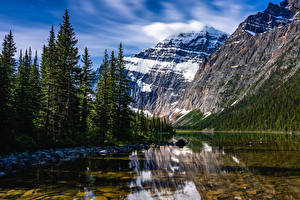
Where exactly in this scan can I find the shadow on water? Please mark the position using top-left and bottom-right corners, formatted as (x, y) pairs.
(0, 132), (300, 199)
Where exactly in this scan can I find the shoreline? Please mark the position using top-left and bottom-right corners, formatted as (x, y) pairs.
(0, 141), (180, 178)
(175, 129), (300, 134)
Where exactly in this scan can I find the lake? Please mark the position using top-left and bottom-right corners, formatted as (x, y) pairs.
(0, 132), (299, 199)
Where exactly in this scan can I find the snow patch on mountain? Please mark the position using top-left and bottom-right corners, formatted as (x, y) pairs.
(125, 57), (200, 82)
(137, 79), (152, 92)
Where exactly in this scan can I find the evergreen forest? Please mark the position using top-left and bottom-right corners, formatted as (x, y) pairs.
(0, 10), (174, 153)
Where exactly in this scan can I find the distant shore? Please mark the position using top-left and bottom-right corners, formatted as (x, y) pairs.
(175, 129), (300, 134)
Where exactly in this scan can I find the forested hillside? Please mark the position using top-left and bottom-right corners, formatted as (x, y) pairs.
(177, 35), (300, 131)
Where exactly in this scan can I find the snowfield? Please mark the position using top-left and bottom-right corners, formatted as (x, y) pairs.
(125, 57), (200, 82)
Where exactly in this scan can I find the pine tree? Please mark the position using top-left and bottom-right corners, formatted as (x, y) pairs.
(116, 43), (132, 139)
(29, 51), (42, 129)
(15, 49), (34, 136)
(56, 9), (80, 136)
(107, 51), (119, 139)
(0, 31), (16, 144)
(135, 107), (147, 137)
(41, 26), (58, 139)
(79, 47), (95, 132)
(94, 50), (110, 143)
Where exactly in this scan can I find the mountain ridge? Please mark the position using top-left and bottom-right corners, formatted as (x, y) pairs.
(173, 0), (300, 125)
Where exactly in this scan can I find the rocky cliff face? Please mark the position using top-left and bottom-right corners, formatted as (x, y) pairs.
(124, 27), (228, 116)
(173, 0), (300, 121)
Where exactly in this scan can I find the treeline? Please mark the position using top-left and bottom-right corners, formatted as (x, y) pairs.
(134, 108), (174, 139)
(0, 10), (174, 153)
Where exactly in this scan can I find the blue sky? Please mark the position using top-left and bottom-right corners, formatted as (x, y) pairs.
(0, 0), (282, 68)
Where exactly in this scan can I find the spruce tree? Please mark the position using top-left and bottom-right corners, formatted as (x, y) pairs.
(0, 30), (16, 145)
(116, 43), (132, 139)
(107, 51), (118, 139)
(15, 49), (34, 136)
(29, 51), (42, 129)
(56, 9), (80, 136)
(94, 50), (109, 143)
(41, 26), (58, 139)
(79, 47), (95, 132)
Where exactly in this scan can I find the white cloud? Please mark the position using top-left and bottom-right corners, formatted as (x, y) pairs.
(142, 20), (206, 41)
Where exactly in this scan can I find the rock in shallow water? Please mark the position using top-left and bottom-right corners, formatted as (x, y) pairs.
(175, 138), (188, 147)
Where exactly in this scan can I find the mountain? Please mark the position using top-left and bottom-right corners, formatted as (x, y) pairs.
(174, 0), (300, 125)
(124, 27), (228, 116)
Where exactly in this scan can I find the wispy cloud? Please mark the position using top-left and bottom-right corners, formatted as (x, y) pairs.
(79, 0), (97, 15)
(191, 0), (255, 33)
(160, 2), (185, 21)
(0, 25), (49, 57)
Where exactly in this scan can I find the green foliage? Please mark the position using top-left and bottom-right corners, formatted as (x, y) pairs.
(29, 51), (42, 128)
(133, 108), (175, 141)
(107, 51), (119, 138)
(0, 30), (16, 144)
(15, 49), (34, 136)
(79, 47), (95, 133)
(55, 9), (81, 136)
(115, 43), (133, 139)
(176, 110), (204, 128)
(94, 50), (110, 143)
(40, 26), (59, 139)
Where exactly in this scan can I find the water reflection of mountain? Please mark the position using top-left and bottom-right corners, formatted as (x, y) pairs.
(128, 144), (222, 200)
(127, 140), (300, 200)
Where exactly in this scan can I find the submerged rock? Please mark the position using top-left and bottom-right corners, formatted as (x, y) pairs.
(175, 138), (188, 147)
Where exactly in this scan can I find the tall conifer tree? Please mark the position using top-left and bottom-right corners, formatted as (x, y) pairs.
(107, 51), (118, 138)
(29, 51), (42, 128)
(79, 47), (95, 132)
(41, 26), (58, 139)
(94, 50), (109, 143)
(116, 43), (132, 139)
(0, 31), (16, 144)
(15, 49), (34, 136)
(56, 9), (80, 136)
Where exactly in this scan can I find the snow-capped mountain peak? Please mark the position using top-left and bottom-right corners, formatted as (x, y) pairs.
(133, 27), (228, 64)
(124, 27), (228, 117)
(162, 26), (228, 45)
